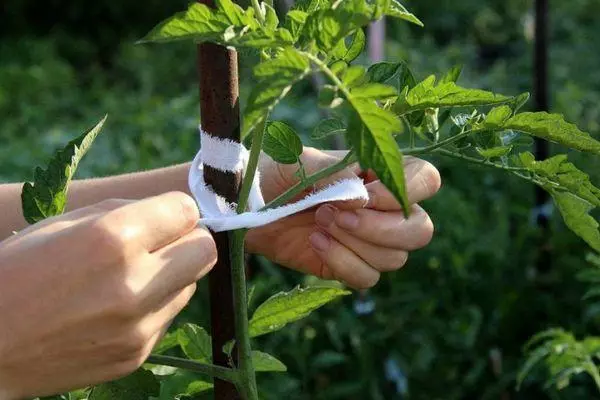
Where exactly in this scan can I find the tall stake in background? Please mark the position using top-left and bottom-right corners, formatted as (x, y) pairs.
(534, 0), (551, 272)
(197, 0), (241, 398)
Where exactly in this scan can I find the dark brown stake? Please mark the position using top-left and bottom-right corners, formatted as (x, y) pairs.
(197, 1), (242, 398)
(534, 0), (551, 273)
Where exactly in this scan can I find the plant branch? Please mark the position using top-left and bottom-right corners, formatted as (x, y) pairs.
(261, 151), (358, 210)
(146, 354), (238, 383)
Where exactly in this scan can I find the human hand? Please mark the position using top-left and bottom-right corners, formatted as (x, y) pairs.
(246, 148), (441, 289)
(0, 192), (216, 399)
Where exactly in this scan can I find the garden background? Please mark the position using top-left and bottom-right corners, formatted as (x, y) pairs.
(2, 0), (600, 398)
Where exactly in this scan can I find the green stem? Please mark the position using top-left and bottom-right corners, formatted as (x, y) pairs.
(428, 148), (529, 172)
(261, 151), (357, 210)
(230, 229), (258, 400)
(237, 119), (267, 214)
(146, 354), (238, 383)
(586, 364), (600, 393)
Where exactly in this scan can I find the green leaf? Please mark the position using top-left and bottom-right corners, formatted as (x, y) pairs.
(476, 146), (512, 159)
(331, 28), (365, 63)
(249, 286), (350, 338)
(252, 351), (287, 372)
(177, 324), (212, 362)
(490, 111), (600, 155)
(552, 191), (600, 253)
(159, 370), (213, 400)
(153, 331), (179, 354)
(242, 48), (311, 138)
(89, 369), (159, 400)
(22, 116), (106, 224)
(385, 0), (424, 27)
(312, 118), (346, 140)
(346, 101), (410, 213)
(351, 83), (397, 99)
(484, 105), (513, 127)
(367, 62), (402, 84)
(341, 65), (368, 87)
(397, 76), (513, 114)
(263, 3), (279, 31)
(440, 65), (462, 84)
(518, 153), (600, 208)
(263, 121), (303, 164)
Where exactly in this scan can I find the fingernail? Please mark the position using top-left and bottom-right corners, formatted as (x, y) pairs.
(315, 205), (336, 228)
(309, 231), (330, 252)
(336, 211), (359, 230)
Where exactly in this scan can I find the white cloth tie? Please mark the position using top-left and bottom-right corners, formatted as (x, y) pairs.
(188, 129), (369, 232)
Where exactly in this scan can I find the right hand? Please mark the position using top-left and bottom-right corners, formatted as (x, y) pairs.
(0, 192), (216, 399)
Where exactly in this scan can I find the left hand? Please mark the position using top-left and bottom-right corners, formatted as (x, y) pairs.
(246, 147), (441, 289)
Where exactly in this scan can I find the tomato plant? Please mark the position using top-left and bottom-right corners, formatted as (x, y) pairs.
(23, 0), (600, 398)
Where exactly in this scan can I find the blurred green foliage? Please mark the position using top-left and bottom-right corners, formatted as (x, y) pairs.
(2, 0), (600, 398)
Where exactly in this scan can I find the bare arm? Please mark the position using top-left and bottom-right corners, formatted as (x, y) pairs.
(0, 163), (190, 240)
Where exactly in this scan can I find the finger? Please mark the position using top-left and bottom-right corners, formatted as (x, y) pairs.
(140, 228), (216, 307)
(5, 199), (134, 247)
(308, 230), (380, 289)
(145, 284), (197, 335)
(366, 159), (441, 211)
(98, 191), (200, 252)
(315, 204), (435, 250)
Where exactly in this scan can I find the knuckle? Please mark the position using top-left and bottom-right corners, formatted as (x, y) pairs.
(110, 289), (143, 320)
(172, 191), (200, 225)
(88, 219), (130, 262)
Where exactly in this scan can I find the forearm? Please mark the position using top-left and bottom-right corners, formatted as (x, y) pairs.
(0, 163), (190, 240)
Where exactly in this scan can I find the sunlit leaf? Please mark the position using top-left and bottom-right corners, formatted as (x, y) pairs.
(22, 116), (106, 224)
(263, 121), (303, 164)
(252, 351), (287, 372)
(177, 324), (212, 363)
(249, 286), (350, 338)
(312, 118), (346, 140)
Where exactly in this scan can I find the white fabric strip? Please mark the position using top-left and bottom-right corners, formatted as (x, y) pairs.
(189, 128), (369, 232)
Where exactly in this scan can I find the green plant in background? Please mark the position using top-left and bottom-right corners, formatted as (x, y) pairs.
(519, 253), (600, 394)
(19, 0), (600, 398)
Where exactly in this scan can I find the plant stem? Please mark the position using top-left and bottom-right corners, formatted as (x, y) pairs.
(424, 148), (528, 172)
(146, 354), (238, 383)
(230, 229), (258, 399)
(261, 151), (357, 210)
(237, 119), (267, 214)
(586, 364), (600, 393)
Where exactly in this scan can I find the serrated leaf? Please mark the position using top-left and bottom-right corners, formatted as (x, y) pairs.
(484, 105), (513, 126)
(346, 101), (410, 213)
(518, 153), (600, 207)
(263, 3), (279, 31)
(177, 324), (212, 363)
(140, 2), (290, 49)
(249, 286), (350, 338)
(396, 76), (513, 114)
(492, 112), (600, 155)
(263, 121), (303, 164)
(367, 62), (402, 84)
(22, 116), (106, 224)
(252, 351), (287, 372)
(312, 118), (346, 140)
(385, 0), (424, 27)
(243, 48), (310, 137)
(552, 191), (600, 253)
(89, 369), (159, 400)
